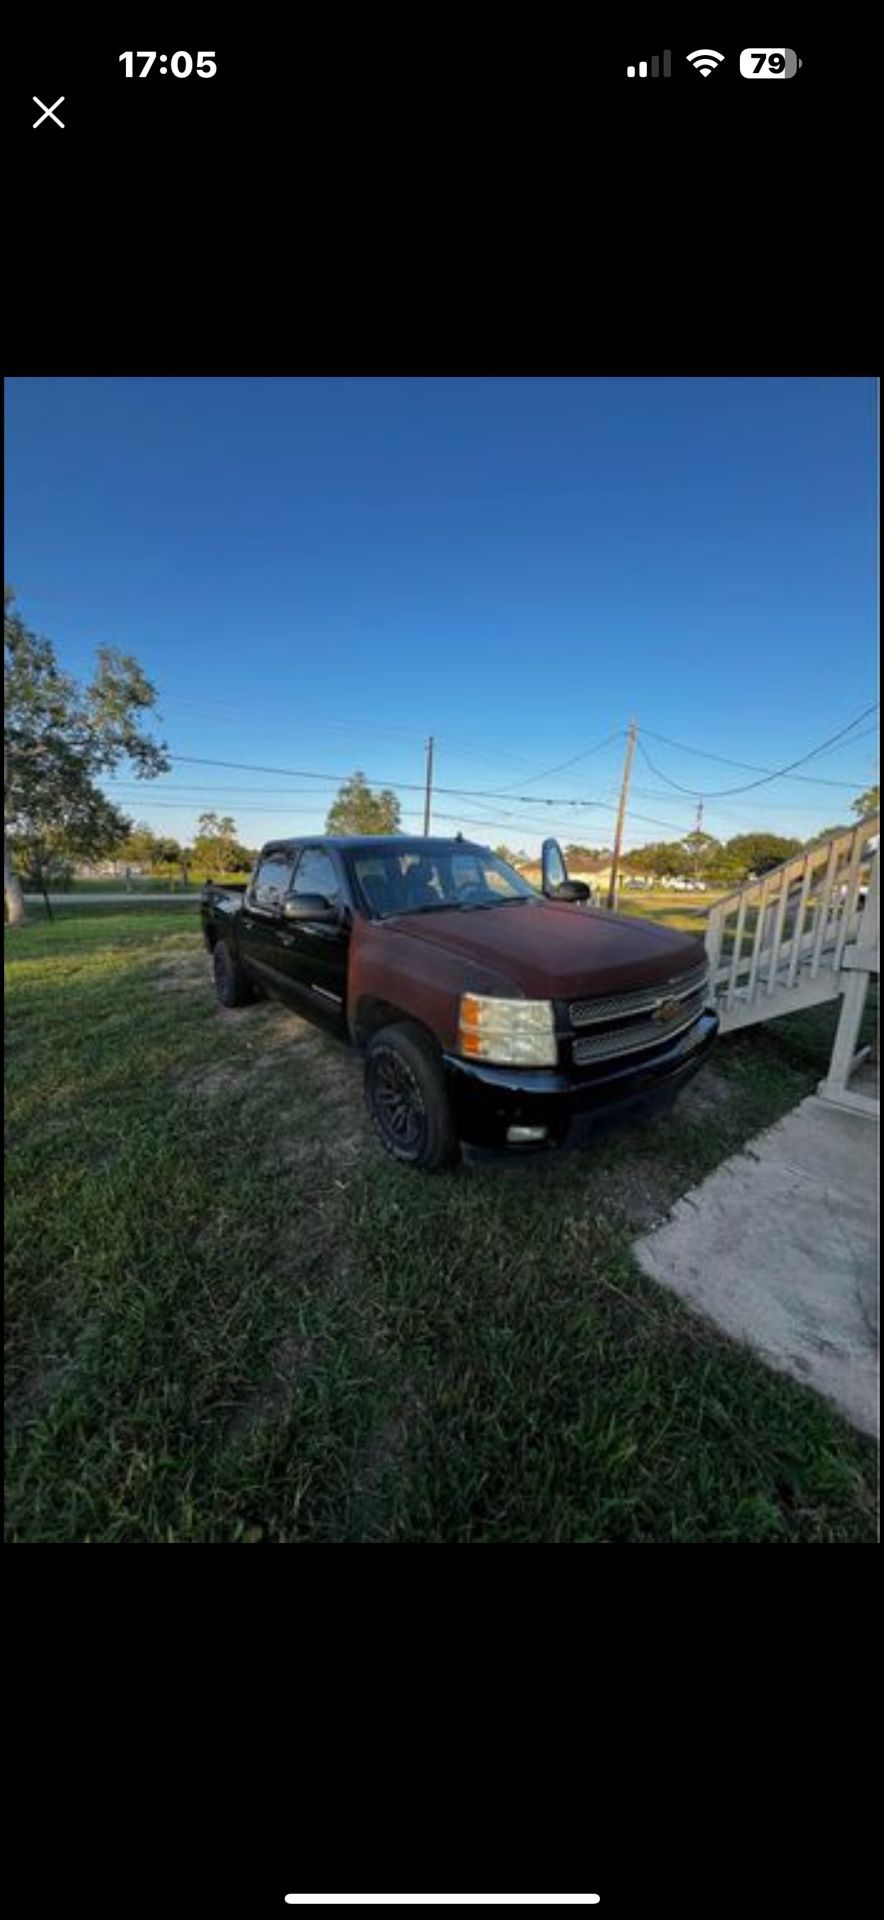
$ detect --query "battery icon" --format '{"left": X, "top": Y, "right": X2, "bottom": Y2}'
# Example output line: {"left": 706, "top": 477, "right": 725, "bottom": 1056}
{"left": 740, "top": 48, "right": 802, "bottom": 77}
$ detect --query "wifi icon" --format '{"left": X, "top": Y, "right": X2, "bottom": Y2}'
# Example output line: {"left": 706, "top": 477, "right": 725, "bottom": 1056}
{"left": 686, "top": 48, "right": 726, "bottom": 76}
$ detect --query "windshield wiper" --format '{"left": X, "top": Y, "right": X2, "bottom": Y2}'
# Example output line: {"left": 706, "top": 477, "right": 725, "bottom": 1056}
{"left": 455, "top": 896, "right": 533, "bottom": 910}
{"left": 392, "top": 901, "right": 457, "bottom": 915}
{"left": 388, "top": 896, "right": 533, "bottom": 917}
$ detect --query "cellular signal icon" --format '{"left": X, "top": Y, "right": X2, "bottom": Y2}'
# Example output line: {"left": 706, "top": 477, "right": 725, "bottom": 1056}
{"left": 686, "top": 49, "right": 726, "bottom": 76}
{"left": 626, "top": 51, "right": 671, "bottom": 77}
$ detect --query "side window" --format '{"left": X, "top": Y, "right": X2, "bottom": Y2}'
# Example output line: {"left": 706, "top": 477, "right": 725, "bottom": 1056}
{"left": 293, "top": 848, "right": 341, "bottom": 903}
{"left": 251, "top": 849, "right": 295, "bottom": 909}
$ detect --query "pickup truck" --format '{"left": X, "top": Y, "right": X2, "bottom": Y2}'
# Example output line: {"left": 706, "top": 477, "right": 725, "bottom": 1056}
{"left": 201, "top": 834, "right": 718, "bottom": 1170}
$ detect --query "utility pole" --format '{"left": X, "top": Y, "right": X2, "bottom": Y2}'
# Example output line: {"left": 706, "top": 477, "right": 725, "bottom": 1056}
{"left": 423, "top": 735, "right": 435, "bottom": 836}
{"left": 693, "top": 798, "right": 704, "bottom": 883}
{"left": 607, "top": 719, "right": 638, "bottom": 911}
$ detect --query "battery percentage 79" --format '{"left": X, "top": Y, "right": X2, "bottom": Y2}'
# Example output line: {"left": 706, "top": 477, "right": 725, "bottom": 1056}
{"left": 740, "top": 49, "right": 802, "bottom": 78}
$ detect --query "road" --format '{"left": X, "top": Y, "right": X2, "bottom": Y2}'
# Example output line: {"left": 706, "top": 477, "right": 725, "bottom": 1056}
{"left": 22, "top": 892, "right": 200, "bottom": 905}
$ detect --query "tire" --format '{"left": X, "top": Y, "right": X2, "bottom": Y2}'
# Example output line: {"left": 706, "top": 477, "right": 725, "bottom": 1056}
{"left": 212, "top": 938, "right": 254, "bottom": 1008}
{"left": 364, "top": 1021, "right": 457, "bottom": 1171}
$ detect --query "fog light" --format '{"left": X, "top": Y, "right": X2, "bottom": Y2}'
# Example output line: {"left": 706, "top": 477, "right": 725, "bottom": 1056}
{"left": 507, "top": 1124, "right": 548, "bottom": 1143}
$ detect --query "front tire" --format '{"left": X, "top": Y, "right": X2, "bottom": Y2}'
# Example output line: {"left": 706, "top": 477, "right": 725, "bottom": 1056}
{"left": 364, "top": 1022, "right": 457, "bottom": 1170}
{"left": 212, "top": 938, "right": 253, "bottom": 1008}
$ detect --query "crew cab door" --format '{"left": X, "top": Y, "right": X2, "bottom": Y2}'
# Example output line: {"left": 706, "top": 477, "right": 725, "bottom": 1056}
{"left": 275, "top": 845, "right": 350, "bottom": 1017}
{"left": 238, "top": 846, "right": 298, "bottom": 982}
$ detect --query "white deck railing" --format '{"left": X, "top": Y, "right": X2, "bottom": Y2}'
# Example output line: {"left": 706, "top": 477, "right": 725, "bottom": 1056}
{"left": 704, "top": 814, "right": 879, "bottom": 1115}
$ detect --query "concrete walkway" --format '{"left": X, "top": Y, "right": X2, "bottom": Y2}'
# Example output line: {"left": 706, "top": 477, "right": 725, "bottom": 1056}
{"left": 634, "top": 1089, "right": 879, "bottom": 1438}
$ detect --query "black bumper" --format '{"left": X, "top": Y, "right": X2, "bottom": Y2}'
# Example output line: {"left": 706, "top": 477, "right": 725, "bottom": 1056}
{"left": 444, "top": 1012, "right": 719, "bottom": 1161}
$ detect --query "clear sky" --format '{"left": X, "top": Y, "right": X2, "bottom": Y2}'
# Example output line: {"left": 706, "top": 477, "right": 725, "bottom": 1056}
{"left": 4, "top": 376, "right": 879, "bottom": 857}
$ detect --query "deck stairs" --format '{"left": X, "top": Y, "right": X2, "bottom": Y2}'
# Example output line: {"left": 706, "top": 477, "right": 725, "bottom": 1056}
{"left": 704, "top": 814, "right": 879, "bottom": 1116}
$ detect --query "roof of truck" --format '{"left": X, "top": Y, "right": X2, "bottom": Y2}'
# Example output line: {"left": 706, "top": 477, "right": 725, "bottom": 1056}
{"left": 264, "top": 834, "right": 488, "bottom": 854}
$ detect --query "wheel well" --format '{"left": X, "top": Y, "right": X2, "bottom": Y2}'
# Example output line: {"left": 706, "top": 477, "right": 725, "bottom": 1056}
{"left": 354, "top": 995, "right": 437, "bottom": 1053}
{"left": 203, "top": 923, "right": 219, "bottom": 952}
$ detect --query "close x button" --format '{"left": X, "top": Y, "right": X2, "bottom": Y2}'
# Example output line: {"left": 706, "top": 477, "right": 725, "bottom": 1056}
{"left": 32, "top": 95, "right": 65, "bottom": 129}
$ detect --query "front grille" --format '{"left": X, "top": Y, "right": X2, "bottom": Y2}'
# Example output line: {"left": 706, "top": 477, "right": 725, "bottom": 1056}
{"left": 571, "top": 989, "right": 707, "bottom": 1065}
{"left": 569, "top": 961, "right": 708, "bottom": 1030}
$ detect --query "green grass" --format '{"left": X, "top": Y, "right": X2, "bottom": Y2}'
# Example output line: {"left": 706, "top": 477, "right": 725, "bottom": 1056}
{"left": 617, "top": 898, "right": 709, "bottom": 934}
{"left": 5, "top": 908, "right": 878, "bottom": 1542}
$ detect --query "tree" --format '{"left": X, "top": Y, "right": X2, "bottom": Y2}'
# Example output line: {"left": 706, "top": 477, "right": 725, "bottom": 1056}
{"left": 852, "top": 783, "right": 879, "bottom": 819}
{"left": 197, "top": 810, "right": 237, "bottom": 840}
{"left": 682, "top": 829, "right": 721, "bottom": 881}
{"left": 144, "top": 835, "right": 190, "bottom": 889}
{"left": 114, "top": 822, "right": 160, "bottom": 870}
{"left": 14, "top": 836, "right": 75, "bottom": 900}
{"left": 191, "top": 811, "right": 253, "bottom": 874}
{"left": 110, "top": 824, "right": 193, "bottom": 889}
{"left": 5, "top": 590, "right": 168, "bottom": 923}
{"left": 625, "top": 839, "right": 688, "bottom": 882}
{"left": 716, "top": 832, "right": 802, "bottom": 884}
{"left": 325, "top": 770, "right": 401, "bottom": 836}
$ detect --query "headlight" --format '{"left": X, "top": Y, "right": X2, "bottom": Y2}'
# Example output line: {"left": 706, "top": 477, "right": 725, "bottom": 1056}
{"left": 458, "top": 993, "right": 557, "bottom": 1066}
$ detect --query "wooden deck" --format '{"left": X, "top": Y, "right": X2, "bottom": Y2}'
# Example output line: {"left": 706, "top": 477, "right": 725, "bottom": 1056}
{"left": 705, "top": 814, "right": 879, "bottom": 1115}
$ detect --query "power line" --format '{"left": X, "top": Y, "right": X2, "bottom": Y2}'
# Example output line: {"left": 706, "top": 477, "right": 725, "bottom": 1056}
{"left": 108, "top": 786, "right": 692, "bottom": 841}
{"left": 164, "top": 751, "right": 692, "bottom": 826}
{"left": 156, "top": 693, "right": 556, "bottom": 776}
{"left": 640, "top": 713, "right": 879, "bottom": 791}
{"left": 628, "top": 783, "right": 846, "bottom": 823}
{"left": 497, "top": 728, "right": 624, "bottom": 792}
{"left": 637, "top": 703, "right": 878, "bottom": 797}
{"left": 114, "top": 775, "right": 839, "bottom": 838}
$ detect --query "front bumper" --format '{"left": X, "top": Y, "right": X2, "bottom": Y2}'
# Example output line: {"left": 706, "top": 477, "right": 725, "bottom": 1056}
{"left": 444, "top": 1011, "right": 719, "bottom": 1160}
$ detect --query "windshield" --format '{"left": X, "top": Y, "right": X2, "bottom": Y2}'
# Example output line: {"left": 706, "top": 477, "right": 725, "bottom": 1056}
{"left": 349, "top": 845, "right": 539, "bottom": 918}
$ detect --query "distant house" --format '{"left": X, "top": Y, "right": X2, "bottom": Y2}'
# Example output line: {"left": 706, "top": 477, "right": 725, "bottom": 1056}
{"left": 517, "top": 855, "right": 614, "bottom": 894}
{"left": 74, "top": 859, "right": 149, "bottom": 879}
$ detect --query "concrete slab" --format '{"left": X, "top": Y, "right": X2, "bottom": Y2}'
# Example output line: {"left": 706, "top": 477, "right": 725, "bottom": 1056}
{"left": 634, "top": 1095, "right": 879, "bottom": 1438}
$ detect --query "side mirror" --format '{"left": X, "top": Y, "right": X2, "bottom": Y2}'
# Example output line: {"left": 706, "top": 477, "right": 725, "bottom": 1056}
{"left": 283, "top": 893, "right": 339, "bottom": 923}
{"left": 541, "top": 836, "right": 568, "bottom": 897}
{"left": 541, "top": 838, "right": 591, "bottom": 903}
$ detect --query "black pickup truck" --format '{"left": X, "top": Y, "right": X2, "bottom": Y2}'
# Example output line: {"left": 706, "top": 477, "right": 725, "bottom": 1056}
{"left": 201, "top": 834, "right": 717, "bottom": 1170}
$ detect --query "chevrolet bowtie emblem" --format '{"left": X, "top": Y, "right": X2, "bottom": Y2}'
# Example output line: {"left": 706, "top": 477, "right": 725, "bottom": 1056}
{"left": 654, "top": 997, "right": 681, "bottom": 1023}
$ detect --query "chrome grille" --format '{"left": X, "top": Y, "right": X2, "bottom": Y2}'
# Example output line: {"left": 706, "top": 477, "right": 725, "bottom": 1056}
{"left": 569, "top": 961, "right": 708, "bottom": 1030}
{"left": 572, "top": 990, "right": 707, "bottom": 1065}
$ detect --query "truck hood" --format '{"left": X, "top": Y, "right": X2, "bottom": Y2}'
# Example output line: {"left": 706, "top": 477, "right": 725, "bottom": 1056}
{"left": 386, "top": 900, "right": 706, "bottom": 999}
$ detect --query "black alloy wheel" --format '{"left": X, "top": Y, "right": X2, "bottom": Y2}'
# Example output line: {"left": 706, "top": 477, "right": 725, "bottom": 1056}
{"left": 364, "top": 1022, "right": 458, "bottom": 1171}
{"left": 369, "top": 1044, "right": 427, "bottom": 1154}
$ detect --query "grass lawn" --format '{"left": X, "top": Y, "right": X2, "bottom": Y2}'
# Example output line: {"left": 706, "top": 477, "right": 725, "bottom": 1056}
{"left": 616, "top": 897, "right": 711, "bottom": 934}
{"left": 5, "top": 904, "right": 878, "bottom": 1542}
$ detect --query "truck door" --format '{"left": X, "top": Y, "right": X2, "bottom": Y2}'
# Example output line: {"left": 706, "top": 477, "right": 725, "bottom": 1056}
{"left": 274, "top": 845, "right": 350, "bottom": 1017}
{"left": 238, "top": 846, "right": 298, "bottom": 984}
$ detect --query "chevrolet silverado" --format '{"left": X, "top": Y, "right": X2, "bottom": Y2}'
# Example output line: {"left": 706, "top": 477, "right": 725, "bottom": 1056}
{"left": 201, "top": 835, "right": 718, "bottom": 1169}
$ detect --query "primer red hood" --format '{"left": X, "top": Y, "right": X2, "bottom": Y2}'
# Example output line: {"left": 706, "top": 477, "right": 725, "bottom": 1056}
{"left": 385, "top": 900, "right": 706, "bottom": 998}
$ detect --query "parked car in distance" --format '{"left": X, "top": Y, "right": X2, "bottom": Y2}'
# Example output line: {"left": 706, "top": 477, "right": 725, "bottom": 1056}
{"left": 201, "top": 835, "right": 718, "bottom": 1170}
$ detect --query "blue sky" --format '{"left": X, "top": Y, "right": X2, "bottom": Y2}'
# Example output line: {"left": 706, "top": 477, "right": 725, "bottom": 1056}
{"left": 4, "top": 376, "right": 878, "bottom": 856}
